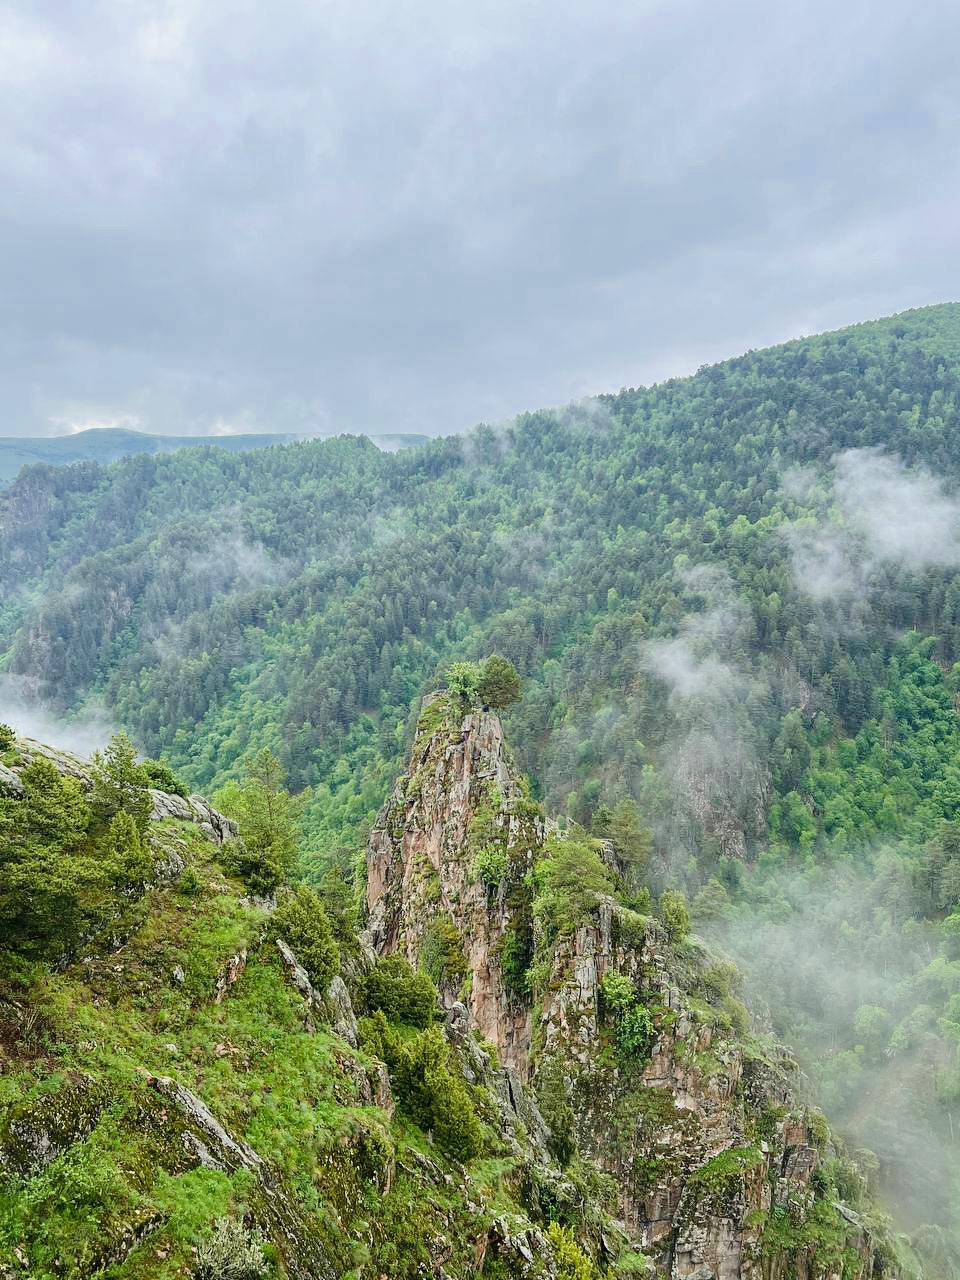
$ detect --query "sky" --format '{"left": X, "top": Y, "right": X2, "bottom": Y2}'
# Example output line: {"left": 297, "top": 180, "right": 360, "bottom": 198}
{"left": 2, "top": 0, "right": 959, "bottom": 439}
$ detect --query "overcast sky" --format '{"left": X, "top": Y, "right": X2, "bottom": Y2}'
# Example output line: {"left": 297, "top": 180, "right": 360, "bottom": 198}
{"left": 2, "top": 0, "right": 959, "bottom": 438}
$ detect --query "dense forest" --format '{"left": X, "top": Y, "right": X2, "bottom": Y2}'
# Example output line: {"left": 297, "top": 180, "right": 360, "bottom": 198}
{"left": 5, "top": 302, "right": 960, "bottom": 1265}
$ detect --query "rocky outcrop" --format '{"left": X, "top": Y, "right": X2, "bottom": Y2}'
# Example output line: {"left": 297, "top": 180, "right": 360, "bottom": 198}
{"left": 0, "top": 733, "right": 236, "bottom": 843}
{"left": 366, "top": 695, "right": 541, "bottom": 1073}
{"left": 365, "top": 696, "right": 900, "bottom": 1280}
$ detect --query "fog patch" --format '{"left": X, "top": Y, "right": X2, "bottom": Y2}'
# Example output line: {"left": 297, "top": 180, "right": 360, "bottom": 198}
{"left": 786, "top": 448, "right": 960, "bottom": 601}
{"left": 0, "top": 674, "right": 114, "bottom": 756}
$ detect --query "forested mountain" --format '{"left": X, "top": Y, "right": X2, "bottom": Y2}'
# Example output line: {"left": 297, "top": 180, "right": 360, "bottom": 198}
{"left": 5, "top": 302, "right": 960, "bottom": 1269}
{"left": 0, "top": 427, "right": 428, "bottom": 487}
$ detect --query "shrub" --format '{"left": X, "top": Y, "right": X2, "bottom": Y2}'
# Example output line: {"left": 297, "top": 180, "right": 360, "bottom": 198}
{"left": 658, "top": 889, "right": 691, "bottom": 942}
{"left": 420, "top": 916, "right": 468, "bottom": 989}
{"left": 533, "top": 837, "right": 615, "bottom": 939}
{"left": 599, "top": 970, "right": 636, "bottom": 1017}
{"left": 219, "top": 749, "right": 301, "bottom": 895}
{"left": 536, "top": 1056, "right": 577, "bottom": 1167}
{"left": 0, "top": 722, "right": 14, "bottom": 752}
{"left": 272, "top": 883, "right": 340, "bottom": 992}
{"left": 498, "top": 916, "right": 534, "bottom": 994}
{"left": 547, "top": 1223, "right": 600, "bottom": 1280}
{"left": 141, "top": 757, "right": 189, "bottom": 797}
{"left": 360, "top": 1012, "right": 483, "bottom": 1160}
{"left": 473, "top": 844, "right": 508, "bottom": 887}
{"left": 365, "top": 953, "right": 437, "bottom": 1026}
{"left": 599, "top": 969, "right": 656, "bottom": 1058}
{"left": 618, "top": 1004, "right": 655, "bottom": 1057}
{"left": 193, "top": 1217, "right": 268, "bottom": 1280}
{"left": 103, "top": 809, "right": 153, "bottom": 893}
{"left": 446, "top": 660, "right": 482, "bottom": 706}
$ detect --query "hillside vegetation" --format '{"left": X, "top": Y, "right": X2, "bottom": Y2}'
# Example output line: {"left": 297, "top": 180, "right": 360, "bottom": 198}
{"left": 6, "top": 303, "right": 960, "bottom": 1268}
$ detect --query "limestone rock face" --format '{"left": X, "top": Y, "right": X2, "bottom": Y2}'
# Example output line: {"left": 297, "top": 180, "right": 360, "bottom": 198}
{"left": 365, "top": 696, "right": 898, "bottom": 1280}
{"left": 366, "top": 697, "right": 540, "bottom": 1073}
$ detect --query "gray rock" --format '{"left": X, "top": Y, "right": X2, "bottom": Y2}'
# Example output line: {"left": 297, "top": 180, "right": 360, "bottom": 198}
{"left": 327, "top": 974, "right": 358, "bottom": 1047}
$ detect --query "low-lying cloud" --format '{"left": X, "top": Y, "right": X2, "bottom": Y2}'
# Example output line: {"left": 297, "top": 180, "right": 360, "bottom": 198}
{"left": 0, "top": 674, "right": 114, "bottom": 757}
{"left": 787, "top": 447, "right": 960, "bottom": 601}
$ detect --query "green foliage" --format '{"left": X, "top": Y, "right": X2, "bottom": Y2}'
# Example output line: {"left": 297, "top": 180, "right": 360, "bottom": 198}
{"left": 142, "top": 756, "right": 189, "bottom": 797}
{"left": 599, "top": 970, "right": 637, "bottom": 1015}
{"left": 547, "top": 1223, "right": 601, "bottom": 1280}
{"left": 91, "top": 732, "right": 152, "bottom": 834}
{"left": 360, "top": 1012, "right": 483, "bottom": 1160}
{"left": 536, "top": 1055, "right": 577, "bottom": 1167}
{"left": 597, "top": 798, "right": 651, "bottom": 876}
{"left": 533, "top": 836, "right": 615, "bottom": 940}
{"left": 271, "top": 883, "right": 340, "bottom": 992}
{"left": 599, "top": 970, "right": 655, "bottom": 1059}
{"left": 0, "top": 723, "right": 14, "bottom": 752}
{"left": 218, "top": 749, "right": 300, "bottom": 895}
{"left": 0, "top": 757, "right": 155, "bottom": 957}
{"left": 473, "top": 844, "right": 508, "bottom": 888}
{"left": 194, "top": 1217, "right": 268, "bottom": 1280}
{"left": 420, "top": 916, "right": 468, "bottom": 990}
{"left": 446, "top": 661, "right": 483, "bottom": 707}
{"left": 365, "top": 953, "right": 437, "bottom": 1027}
{"left": 446, "top": 656, "right": 521, "bottom": 711}
{"left": 658, "top": 890, "right": 690, "bottom": 943}
{"left": 477, "top": 655, "right": 522, "bottom": 709}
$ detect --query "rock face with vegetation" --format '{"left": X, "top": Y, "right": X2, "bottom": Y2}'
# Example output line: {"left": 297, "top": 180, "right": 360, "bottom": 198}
{"left": 365, "top": 695, "right": 902, "bottom": 1280}
{"left": 366, "top": 693, "right": 541, "bottom": 1074}
{"left": 0, "top": 726, "right": 633, "bottom": 1280}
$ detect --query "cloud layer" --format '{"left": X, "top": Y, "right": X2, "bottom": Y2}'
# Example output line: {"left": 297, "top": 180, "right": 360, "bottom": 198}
{"left": 3, "top": 1, "right": 960, "bottom": 437}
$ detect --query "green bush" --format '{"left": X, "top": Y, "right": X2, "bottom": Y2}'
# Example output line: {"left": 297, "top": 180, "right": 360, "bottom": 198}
{"left": 477, "top": 655, "right": 522, "bottom": 709}
{"left": 599, "top": 969, "right": 656, "bottom": 1058}
{"left": 658, "top": 890, "right": 691, "bottom": 943}
{"left": 533, "top": 837, "right": 615, "bottom": 939}
{"left": 0, "top": 722, "right": 14, "bottom": 752}
{"left": 599, "top": 970, "right": 636, "bottom": 1016}
{"left": 217, "top": 749, "right": 301, "bottom": 895}
{"left": 547, "top": 1223, "right": 600, "bottom": 1280}
{"left": 90, "top": 732, "right": 152, "bottom": 834}
{"left": 536, "top": 1056, "right": 577, "bottom": 1167}
{"left": 473, "top": 844, "right": 508, "bottom": 887}
{"left": 420, "top": 916, "right": 468, "bottom": 989}
{"left": 141, "top": 757, "right": 189, "bottom": 797}
{"left": 193, "top": 1217, "right": 268, "bottom": 1280}
{"left": 272, "top": 883, "right": 340, "bottom": 992}
{"left": 360, "top": 1012, "right": 483, "bottom": 1160}
{"left": 365, "top": 953, "right": 437, "bottom": 1026}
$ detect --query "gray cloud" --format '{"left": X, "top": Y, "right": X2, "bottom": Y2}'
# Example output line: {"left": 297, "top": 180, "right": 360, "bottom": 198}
{"left": 2, "top": 1, "right": 960, "bottom": 438}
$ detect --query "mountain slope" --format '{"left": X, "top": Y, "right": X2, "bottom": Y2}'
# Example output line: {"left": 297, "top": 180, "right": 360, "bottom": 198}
{"left": 5, "top": 303, "right": 960, "bottom": 858}
{"left": 0, "top": 427, "right": 429, "bottom": 488}
{"left": 0, "top": 712, "right": 901, "bottom": 1280}
{"left": 6, "top": 303, "right": 960, "bottom": 1269}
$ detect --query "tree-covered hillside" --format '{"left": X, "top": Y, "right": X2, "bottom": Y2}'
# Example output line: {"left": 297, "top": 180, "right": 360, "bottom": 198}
{"left": 5, "top": 302, "right": 960, "bottom": 872}
{"left": 7, "top": 301, "right": 960, "bottom": 1268}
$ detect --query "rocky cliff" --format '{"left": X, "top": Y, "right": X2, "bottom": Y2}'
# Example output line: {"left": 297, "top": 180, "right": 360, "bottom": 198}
{"left": 365, "top": 694, "right": 901, "bottom": 1280}
{"left": 0, "top": 729, "right": 637, "bottom": 1280}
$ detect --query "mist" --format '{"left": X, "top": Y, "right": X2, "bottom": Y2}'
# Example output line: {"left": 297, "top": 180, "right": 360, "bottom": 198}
{"left": 710, "top": 853, "right": 960, "bottom": 1266}
{"left": 640, "top": 567, "right": 772, "bottom": 864}
{"left": 786, "top": 447, "right": 960, "bottom": 602}
{"left": 0, "top": 674, "right": 114, "bottom": 756}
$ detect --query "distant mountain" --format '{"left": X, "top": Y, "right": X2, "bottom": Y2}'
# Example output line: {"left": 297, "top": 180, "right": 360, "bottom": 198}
{"left": 0, "top": 426, "right": 430, "bottom": 486}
